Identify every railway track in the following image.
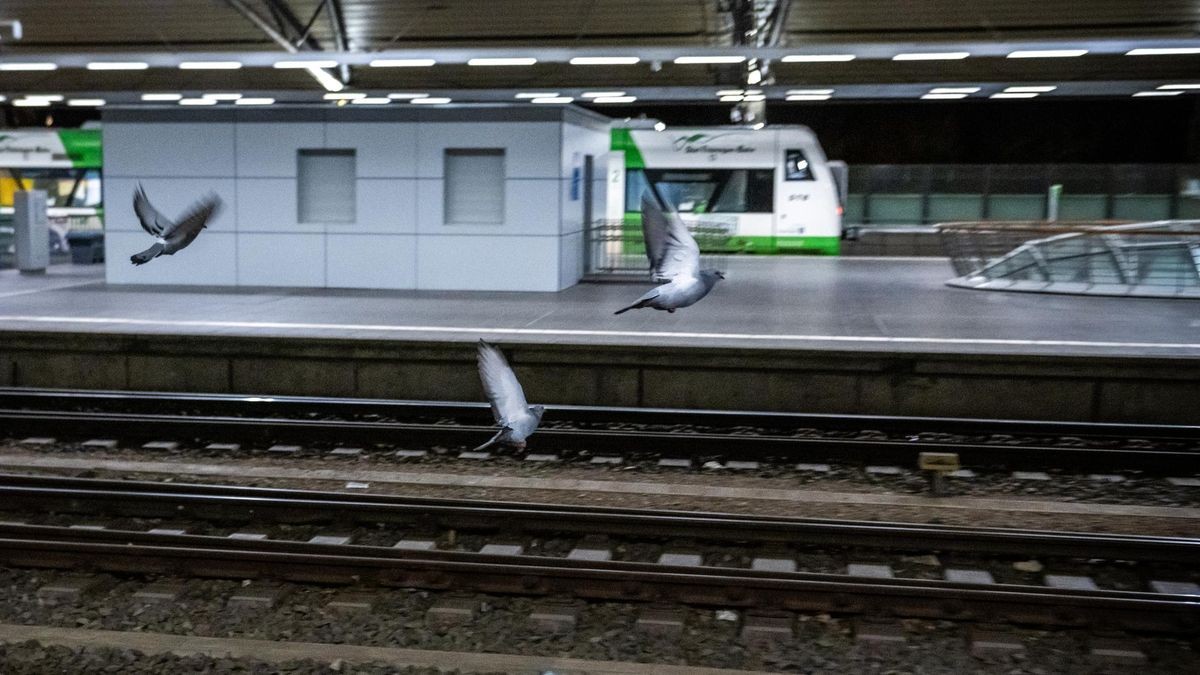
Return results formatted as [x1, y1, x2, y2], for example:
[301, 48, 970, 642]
[0, 474, 1196, 634]
[2, 388, 1199, 472]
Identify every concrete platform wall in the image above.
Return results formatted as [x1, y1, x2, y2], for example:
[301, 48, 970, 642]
[102, 107, 609, 292]
[2, 331, 1197, 424]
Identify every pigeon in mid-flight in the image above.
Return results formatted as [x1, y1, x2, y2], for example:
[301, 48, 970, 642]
[130, 184, 222, 265]
[474, 340, 544, 451]
[614, 193, 724, 315]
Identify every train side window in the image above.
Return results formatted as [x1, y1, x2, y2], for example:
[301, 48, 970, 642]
[785, 149, 814, 181]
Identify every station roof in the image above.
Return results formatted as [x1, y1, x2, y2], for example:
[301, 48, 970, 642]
[1, 1, 1198, 103]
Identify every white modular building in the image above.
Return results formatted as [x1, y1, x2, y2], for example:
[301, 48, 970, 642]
[101, 105, 610, 291]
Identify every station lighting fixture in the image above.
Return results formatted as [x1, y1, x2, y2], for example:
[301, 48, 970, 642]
[86, 61, 149, 70]
[411, 97, 452, 104]
[990, 92, 1038, 99]
[1126, 47, 1200, 56]
[67, 98, 105, 106]
[716, 89, 745, 96]
[234, 98, 275, 105]
[350, 97, 391, 104]
[179, 61, 242, 69]
[751, 122, 765, 130]
[653, 122, 666, 131]
[1007, 49, 1087, 58]
[742, 94, 766, 102]
[467, 57, 537, 66]
[787, 89, 833, 96]
[0, 96, 5, 102]
[0, 62, 57, 71]
[1004, 86, 1056, 93]
[781, 54, 855, 63]
[892, 52, 970, 61]
[590, 95, 637, 103]
[305, 67, 345, 92]
[581, 91, 625, 98]
[531, 96, 574, 104]
[23, 94, 63, 101]
[178, 97, 218, 105]
[1133, 90, 1183, 97]
[1158, 84, 1200, 90]
[202, 93, 242, 101]
[387, 93, 428, 99]
[785, 94, 831, 101]
[368, 58, 435, 67]
[515, 92, 557, 98]
[674, 56, 746, 64]
[12, 98, 51, 106]
[324, 92, 366, 100]
[141, 93, 183, 101]
[569, 56, 640, 65]
[929, 87, 980, 94]
[719, 95, 744, 102]
[922, 93, 968, 99]
[274, 59, 339, 69]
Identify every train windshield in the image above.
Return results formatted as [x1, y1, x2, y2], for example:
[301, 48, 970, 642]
[627, 169, 774, 214]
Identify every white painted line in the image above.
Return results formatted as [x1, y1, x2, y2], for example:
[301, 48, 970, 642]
[1, 315, 1198, 350]
[0, 280, 103, 299]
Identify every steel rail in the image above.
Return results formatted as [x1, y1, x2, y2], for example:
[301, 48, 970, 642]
[1, 407, 1196, 472]
[0, 474, 1196, 563]
[0, 523, 1195, 633]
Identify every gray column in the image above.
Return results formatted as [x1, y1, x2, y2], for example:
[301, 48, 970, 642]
[13, 190, 49, 274]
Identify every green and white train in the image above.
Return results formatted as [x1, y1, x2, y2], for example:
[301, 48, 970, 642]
[609, 125, 844, 255]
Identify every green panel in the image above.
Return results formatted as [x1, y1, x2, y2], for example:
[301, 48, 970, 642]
[1177, 198, 1200, 220]
[1111, 195, 1172, 221]
[609, 129, 645, 169]
[844, 194, 866, 225]
[987, 195, 1045, 221]
[57, 129, 102, 168]
[867, 194, 924, 224]
[1057, 195, 1108, 221]
[725, 235, 840, 255]
[926, 194, 984, 223]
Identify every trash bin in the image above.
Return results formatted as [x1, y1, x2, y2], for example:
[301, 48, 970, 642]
[66, 230, 105, 264]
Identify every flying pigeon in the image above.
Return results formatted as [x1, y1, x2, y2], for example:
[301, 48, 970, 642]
[129, 184, 222, 265]
[614, 193, 724, 315]
[474, 340, 544, 451]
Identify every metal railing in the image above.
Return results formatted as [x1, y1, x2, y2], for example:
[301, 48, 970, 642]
[937, 220, 1200, 298]
[583, 218, 732, 279]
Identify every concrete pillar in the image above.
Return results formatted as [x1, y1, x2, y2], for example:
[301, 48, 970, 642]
[13, 190, 49, 274]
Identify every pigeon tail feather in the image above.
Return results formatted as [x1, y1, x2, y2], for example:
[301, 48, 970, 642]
[130, 242, 165, 266]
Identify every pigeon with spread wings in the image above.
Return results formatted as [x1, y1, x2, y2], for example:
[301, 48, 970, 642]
[614, 193, 724, 315]
[130, 184, 222, 265]
[474, 340, 544, 451]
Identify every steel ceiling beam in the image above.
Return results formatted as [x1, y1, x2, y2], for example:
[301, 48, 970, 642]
[324, 0, 352, 84]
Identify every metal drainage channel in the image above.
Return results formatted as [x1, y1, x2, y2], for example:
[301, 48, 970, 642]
[0, 475, 1196, 633]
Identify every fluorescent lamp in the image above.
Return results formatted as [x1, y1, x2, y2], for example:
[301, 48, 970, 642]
[922, 93, 968, 100]
[590, 96, 637, 103]
[235, 98, 275, 105]
[515, 92, 557, 98]
[531, 96, 574, 104]
[387, 92, 429, 99]
[411, 97, 452, 104]
[786, 94, 831, 101]
[274, 59, 339, 69]
[1158, 84, 1200, 90]
[178, 98, 218, 105]
[467, 57, 537, 66]
[742, 94, 765, 102]
[142, 93, 183, 101]
[368, 58, 436, 67]
[892, 52, 970, 61]
[0, 96, 5, 102]
[86, 61, 149, 70]
[1127, 47, 1200, 56]
[653, 122, 666, 132]
[781, 54, 855, 63]
[787, 89, 834, 95]
[990, 92, 1038, 99]
[1133, 90, 1183, 97]
[67, 98, 105, 106]
[24, 94, 64, 101]
[1004, 85, 1056, 93]
[324, 92, 367, 100]
[752, 122, 765, 130]
[179, 61, 242, 70]
[0, 62, 57, 71]
[716, 89, 744, 96]
[202, 93, 242, 101]
[350, 97, 391, 104]
[929, 87, 980, 94]
[13, 99, 52, 107]
[570, 56, 640, 65]
[719, 95, 744, 102]
[581, 91, 625, 98]
[674, 56, 746, 64]
[306, 66, 345, 92]
[1007, 49, 1087, 59]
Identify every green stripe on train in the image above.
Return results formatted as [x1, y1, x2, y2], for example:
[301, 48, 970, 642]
[618, 215, 838, 255]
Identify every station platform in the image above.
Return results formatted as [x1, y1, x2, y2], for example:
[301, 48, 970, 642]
[1, 258, 1198, 423]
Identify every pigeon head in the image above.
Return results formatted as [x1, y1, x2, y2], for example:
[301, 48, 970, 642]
[701, 269, 726, 282]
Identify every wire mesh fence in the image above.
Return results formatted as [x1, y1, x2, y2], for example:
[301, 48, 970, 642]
[583, 218, 733, 279]
[937, 220, 1200, 298]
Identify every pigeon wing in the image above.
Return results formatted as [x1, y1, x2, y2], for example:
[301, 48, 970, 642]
[164, 194, 222, 249]
[477, 340, 530, 425]
[132, 185, 173, 237]
[641, 193, 700, 281]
